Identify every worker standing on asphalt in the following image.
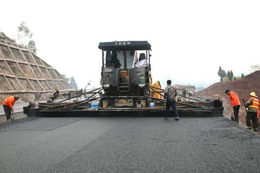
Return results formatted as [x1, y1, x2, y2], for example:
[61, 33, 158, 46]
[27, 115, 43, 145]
[164, 80, 179, 120]
[225, 90, 241, 123]
[2, 96, 19, 121]
[245, 92, 259, 132]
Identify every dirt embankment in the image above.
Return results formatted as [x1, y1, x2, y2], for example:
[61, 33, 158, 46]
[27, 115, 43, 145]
[199, 70, 260, 124]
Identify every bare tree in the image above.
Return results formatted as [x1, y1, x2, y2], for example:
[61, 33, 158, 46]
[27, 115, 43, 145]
[251, 64, 260, 72]
[17, 22, 32, 45]
[17, 22, 37, 53]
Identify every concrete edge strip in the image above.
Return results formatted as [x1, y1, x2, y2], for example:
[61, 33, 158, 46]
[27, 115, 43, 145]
[0, 110, 23, 117]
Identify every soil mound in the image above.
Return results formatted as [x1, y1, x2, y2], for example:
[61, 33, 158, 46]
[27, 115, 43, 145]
[199, 70, 260, 124]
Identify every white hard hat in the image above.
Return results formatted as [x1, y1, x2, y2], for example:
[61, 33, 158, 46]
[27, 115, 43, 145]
[250, 92, 258, 97]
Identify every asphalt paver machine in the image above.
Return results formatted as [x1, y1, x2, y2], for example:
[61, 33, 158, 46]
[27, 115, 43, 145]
[99, 41, 152, 108]
[23, 41, 223, 117]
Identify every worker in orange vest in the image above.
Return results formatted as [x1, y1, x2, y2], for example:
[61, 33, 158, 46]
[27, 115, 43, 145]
[245, 92, 259, 132]
[225, 90, 241, 123]
[2, 96, 19, 121]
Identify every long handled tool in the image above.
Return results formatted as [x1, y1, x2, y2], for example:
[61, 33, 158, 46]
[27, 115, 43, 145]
[11, 111, 15, 120]
[230, 107, 235, 121]
[242, 99, 248, 113]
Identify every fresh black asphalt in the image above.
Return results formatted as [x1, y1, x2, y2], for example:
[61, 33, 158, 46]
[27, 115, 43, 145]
[0, 116, 260, 173]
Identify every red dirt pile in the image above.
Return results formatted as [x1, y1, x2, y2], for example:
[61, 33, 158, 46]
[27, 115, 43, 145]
[199, 70, 260, 124]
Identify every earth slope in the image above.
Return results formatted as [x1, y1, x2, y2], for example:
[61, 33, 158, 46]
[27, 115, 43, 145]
[199, 70, 260, 124]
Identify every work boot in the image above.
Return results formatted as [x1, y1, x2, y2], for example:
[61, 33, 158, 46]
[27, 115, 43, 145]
[246, 126, 252, 130]
[253, 128, 258, 132]
[175, 117, 179, 121]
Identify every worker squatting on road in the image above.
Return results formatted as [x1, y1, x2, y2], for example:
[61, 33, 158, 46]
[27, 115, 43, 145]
[245, 92, 259, 132]
[225, 90, 241, 123]
[2, 96, 19, 121]
[164, 80, 179, 120]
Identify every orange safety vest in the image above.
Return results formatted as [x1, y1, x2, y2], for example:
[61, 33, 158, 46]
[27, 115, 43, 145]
[249, 96, 259, 114]
[2, 96, 15, 111]
[229, 91, 241, 106]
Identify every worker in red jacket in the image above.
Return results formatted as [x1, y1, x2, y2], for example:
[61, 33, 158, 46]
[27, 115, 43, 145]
[2, 96, 19, 121]
[225, 90, 241, 123]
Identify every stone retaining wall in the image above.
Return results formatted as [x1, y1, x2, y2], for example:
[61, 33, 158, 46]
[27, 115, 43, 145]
[0, 32, 74, 102]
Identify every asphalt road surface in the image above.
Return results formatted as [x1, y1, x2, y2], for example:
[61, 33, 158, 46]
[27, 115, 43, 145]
[0, 116, 260, 173]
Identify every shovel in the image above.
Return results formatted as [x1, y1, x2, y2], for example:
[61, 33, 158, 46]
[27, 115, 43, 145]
[11, 112, 15, 121]
[230, 107, 235, 121]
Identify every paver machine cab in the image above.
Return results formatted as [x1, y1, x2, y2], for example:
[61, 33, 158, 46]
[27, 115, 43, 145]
[99, 41, 152, 108]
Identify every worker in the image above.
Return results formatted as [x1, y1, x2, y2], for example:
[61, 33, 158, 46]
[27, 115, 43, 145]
[50, 90, 59, 102]
[2, 96, 19, 121]
[111, 50, 121, 68]
[245, 92, 259, 132]
[182, 89, 187, 102]
[164, 80, 179, 120]
[105, 50, 111, 67]
[135, 53, 148, 68]
[225, 90, 241, 123]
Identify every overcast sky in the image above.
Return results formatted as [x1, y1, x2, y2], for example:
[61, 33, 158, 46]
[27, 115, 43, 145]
[1, 0, 259, 89]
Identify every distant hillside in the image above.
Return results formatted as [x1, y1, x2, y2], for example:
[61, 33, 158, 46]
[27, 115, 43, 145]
[195, 86, 205, 92]
[200, 70, 260, 99]
[199, 70, 260, 123]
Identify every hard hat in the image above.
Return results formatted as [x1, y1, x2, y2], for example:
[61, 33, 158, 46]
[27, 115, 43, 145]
[250, 92, 258, 97]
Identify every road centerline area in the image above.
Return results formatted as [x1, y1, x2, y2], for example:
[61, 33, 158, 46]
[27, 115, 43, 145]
[1, 117, 260, 173]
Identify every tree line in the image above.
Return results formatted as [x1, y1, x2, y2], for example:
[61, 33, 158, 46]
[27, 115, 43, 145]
[218, 65, 260, 82]
[61, 75, 78, 90]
